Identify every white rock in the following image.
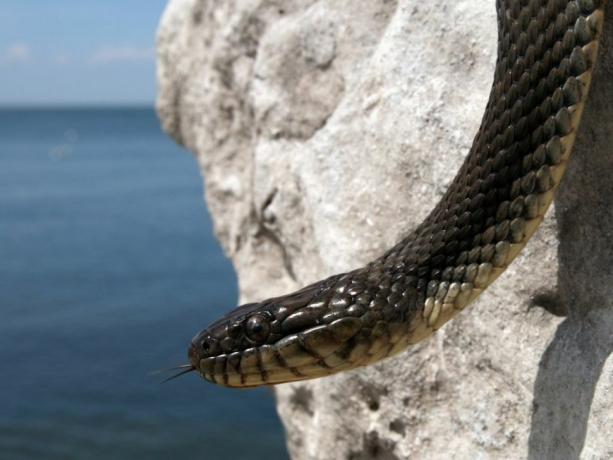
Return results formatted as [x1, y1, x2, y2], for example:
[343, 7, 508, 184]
[157, 1, 613, 458]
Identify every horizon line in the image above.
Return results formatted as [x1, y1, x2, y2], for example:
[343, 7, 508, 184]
[0, 103, 157, 110]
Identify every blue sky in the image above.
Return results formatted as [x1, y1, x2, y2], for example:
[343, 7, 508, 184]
[0, 1, 168, 106]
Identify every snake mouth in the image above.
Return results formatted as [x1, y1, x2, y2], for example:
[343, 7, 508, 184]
[193, 317, 373, 387]
[192, 315, 413, 388]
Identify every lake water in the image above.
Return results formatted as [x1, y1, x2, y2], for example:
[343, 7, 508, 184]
[0, 108, 289, 459]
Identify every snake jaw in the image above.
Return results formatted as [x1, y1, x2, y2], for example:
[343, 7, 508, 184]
[189, 271, 438, 387]
[191, 315, 369, 387]
[189, 273, 375, 387]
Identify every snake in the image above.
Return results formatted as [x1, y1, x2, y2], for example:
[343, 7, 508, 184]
[177, 0, 607, 388]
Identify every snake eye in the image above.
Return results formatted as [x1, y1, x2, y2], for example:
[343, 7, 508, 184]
[245, 314, 271, 343]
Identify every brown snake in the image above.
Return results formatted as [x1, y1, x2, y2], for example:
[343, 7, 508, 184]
[177, 0, 608, 388]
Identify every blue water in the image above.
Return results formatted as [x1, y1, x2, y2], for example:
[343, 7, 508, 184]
[0, 108, 288, 459]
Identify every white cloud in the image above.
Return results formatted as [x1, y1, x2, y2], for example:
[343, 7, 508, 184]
[4, 42, 31, 62]
[90, 46, 154, 64]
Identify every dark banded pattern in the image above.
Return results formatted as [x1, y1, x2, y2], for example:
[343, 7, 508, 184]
[187, 0, 607, 388]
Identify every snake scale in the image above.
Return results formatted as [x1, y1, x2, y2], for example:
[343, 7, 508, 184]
[181, 0, 607, 388]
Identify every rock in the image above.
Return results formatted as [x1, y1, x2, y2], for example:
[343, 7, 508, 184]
[156, 1, 613, 458]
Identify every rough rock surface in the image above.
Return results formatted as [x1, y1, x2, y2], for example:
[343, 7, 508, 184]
[156, 1, 613, 458]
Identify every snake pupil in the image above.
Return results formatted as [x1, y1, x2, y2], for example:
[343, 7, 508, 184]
[245, 314, 271, 343]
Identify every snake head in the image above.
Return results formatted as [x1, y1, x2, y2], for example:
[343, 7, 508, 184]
[188, 273, 381, 387]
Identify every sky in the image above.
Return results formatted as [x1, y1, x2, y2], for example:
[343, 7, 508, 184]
[0, 1, 169, 106]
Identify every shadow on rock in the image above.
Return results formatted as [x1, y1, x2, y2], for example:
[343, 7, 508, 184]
[528, 7, 613, 458]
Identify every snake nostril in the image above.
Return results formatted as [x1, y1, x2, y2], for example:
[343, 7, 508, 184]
[200, 336, 220, 355]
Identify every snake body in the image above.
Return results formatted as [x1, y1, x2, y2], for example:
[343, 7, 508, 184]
[187, 0, 607, 388]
